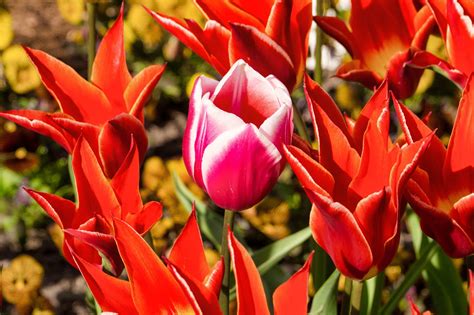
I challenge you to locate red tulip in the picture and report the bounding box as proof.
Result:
[183,60,293,210]
[284,75,432,279]
[26,136,162,275]
[395,74,474,258]
[315,0,434,98]
[409,0,474,87]
[69,208,223,314]
[0,7,164,177]
[147,0,312,91]
[228,229,313,314]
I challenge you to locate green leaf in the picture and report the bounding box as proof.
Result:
[172,172,223,248]
[252,226,312,276]
[407,211,467,315]
[310,269,340,315]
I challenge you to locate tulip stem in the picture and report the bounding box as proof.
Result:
[341,276,352,315]
[380,240,438,315]
[219,209,236,315]
[87,1,97,78]
[293,103,311,142]
[314,0,325,83]
[350,280,363,314]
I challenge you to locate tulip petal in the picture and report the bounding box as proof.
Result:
[124,201,163,235]
[24,188,76,229]
[69,246,137,314]
[314,16,355,56]
[259,102,293,153]
[65,228,124,276]
[113,218,194,314]
[406,182,474,257]
[335,60,382,89]
[124,64,166,121]
[229,23,296,90]
[212,60,283,127]
[98,113,148,178]
[167,263,222,315]
[427,0,448,39]
[169,208,210,283]
[73,137,120,222]
[91,6,131,110]
[231,0,274,24]
[444,74,474,201]
[203,259,224,297]
[304,74,351,141]
[228,230,270,315]
[110,140,142,218]
[265,0,292,52]
[451,193,474,241]
[470,270,474,315]
[201,124,281,210]
[195,0,265,30]
[284,145,334,198]
[0,110,74,152]
[23,47,114,125]
[312,101,360,204]
[309,193,373,279]
[146,9,213,68]
[446,0,474,76]
[273,252,313,315]
[408,50,467,87]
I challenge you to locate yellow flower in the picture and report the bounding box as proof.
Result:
[56,0,85,25]
[2,45,41,94]
[1,255,44,307]
[0,8,14,50]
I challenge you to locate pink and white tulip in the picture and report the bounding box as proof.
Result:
[183,60,293,211]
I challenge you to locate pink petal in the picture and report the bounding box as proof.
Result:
[201,124,281,210]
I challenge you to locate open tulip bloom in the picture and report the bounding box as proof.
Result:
[395,74,474,258]
[315,0,434,98]
[0,7,164,178]
[183,60,293,211]
[147,0,312,91]
[409,0,474,88]
[284,75,433,279]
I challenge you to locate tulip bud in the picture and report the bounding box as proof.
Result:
[183,60,293,210]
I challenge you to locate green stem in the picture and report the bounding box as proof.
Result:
[219,210,236,315]
[311,241,334,292]
[314,0,324,83]
[341,276,353,315]
[380,241,438,315]
[350,280,363,315]
[292,103,310,142]
[87,1,97,78]
[368,272,385,315]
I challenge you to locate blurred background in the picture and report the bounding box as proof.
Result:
[0,0,466,314]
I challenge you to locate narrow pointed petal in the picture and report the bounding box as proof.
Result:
[167,263,222,315]
[265,0,292,52]
[201,124,281,210]
[470,270,474,315]
[309,193,373,279]
[204,259,224,297]
[283,145,334,198]
[314,16,354,56]
[65,228,124,276]
[304,74,351,141]
[228,230,270,315]
[444,75,474,199]
[230,0,273,23]
[335,61,382,90]
[23,47,113,124]
[427,0,448,39]
[73,137,120,221]
[113,219,193,314]
[98,113,148,178]
[195,0,265,30]
[273,252,313,315]
[69,246,137,314]
[24,188,76,228]
[408,50,467,87]
[0,110,73,152]
[124,64,166,121]
[110,140,142,217]
[169,208,210,283]
[124,201,162,235]
[229,23,296,90]
[451,194,474,242]
[91,7,131,109]
[146,9,213,69]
